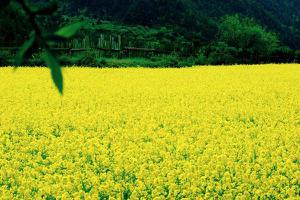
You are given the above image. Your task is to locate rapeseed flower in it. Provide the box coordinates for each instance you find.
[0,64,299,199]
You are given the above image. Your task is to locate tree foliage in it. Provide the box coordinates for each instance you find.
[0,0,299,70]
[61,0,300,49]
[216,15,280,62]
[0,0,83,94]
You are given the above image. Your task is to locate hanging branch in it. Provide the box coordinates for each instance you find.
[1,0,84,94]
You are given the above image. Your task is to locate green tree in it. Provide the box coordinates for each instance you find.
[217,15,280,62]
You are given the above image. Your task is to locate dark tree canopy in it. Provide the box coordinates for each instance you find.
[1,0,299,68]
[57,0,300,49]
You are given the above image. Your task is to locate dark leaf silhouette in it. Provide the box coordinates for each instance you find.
[43,50,63,94]
[55,22,84,39]
[15,32,37,67]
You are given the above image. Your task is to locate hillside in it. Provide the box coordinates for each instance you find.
[63,0,300,49]
[1,0,299,66]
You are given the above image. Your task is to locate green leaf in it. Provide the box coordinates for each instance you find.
[0,0,10,9]
[55,22,84,39]
[15,32,37,67]
[43,50,63,94]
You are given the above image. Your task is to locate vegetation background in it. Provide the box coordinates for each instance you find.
[1,0,300,67]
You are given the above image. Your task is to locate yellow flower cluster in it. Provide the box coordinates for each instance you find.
[0,64,299,199]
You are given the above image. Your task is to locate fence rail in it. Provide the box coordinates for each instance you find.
[0,47,298,63]
[0,46,171,56]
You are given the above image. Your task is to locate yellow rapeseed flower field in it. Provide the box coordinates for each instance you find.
[0,64,299,199]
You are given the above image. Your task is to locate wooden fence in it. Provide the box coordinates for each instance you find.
[0,31,173,57]
[56,34,122,50]
[0,46,171,58]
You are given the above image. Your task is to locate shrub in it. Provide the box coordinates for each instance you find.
[77,51,99,67]
[295,50,300,63]
[206,42,239,65]
[28,53,44,66]
[0,51,11,66]
[59,54,82,66]
[195,50,209,65]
